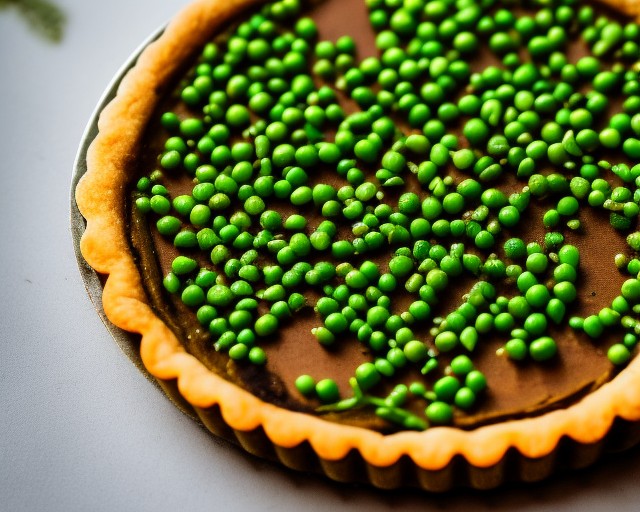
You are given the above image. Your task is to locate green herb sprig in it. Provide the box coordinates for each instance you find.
[0,0,66,43]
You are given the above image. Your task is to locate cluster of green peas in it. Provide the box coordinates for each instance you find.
[132,0,640,430]
[296,353,486,428]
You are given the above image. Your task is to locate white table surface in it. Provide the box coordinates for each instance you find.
[2,1,640,510]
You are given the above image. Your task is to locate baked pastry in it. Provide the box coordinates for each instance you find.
[76,0,640,490]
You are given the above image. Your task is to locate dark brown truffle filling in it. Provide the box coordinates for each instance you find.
[128,0,637,431]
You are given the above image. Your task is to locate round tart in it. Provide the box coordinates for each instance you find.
[76,0,640,490]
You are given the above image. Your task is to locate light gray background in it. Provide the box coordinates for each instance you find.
[2,1,640,510]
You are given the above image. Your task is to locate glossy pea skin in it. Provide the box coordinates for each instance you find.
[450,355,474,376]
[255,313,279,337]
[295,375,315,396]
[524,313,547,336]
[505,338,527,360]
[355,362,381,390]
[229,343,249,361]
[207,285,234,307]
[434,331,458,352]
[621,279,640,301]
[325,312,349,333]
[465,371,487,393]
[403,340,428,362]
[425,401,453,425]
[525,284,551,308]
[171,256,198,275]
[316,379,340,403]
[529,337,557,361]
[181,284,205,307]
[526,253,548,274]
[608,344,631,365]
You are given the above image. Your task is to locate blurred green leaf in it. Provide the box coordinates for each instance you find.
[0,0,66,43]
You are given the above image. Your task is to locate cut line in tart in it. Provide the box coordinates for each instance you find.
[76,0,640,490]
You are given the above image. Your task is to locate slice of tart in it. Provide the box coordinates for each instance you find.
[77,0,640,490]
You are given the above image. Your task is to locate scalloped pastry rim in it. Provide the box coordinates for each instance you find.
[76,0,640,472]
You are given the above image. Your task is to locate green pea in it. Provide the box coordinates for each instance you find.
[159,149,181,170]
[180,284,205,307]
[387,255,413,278]
[324,312,348,334]
[453,387,475,409]
[229,309,252,331]
[308,325,334,346]
[529,337,557,362]
[135,196,152,214]
[552,280,576,303]
[580,314,603,339]
[355,362,381,390]
[434,331,458,352]
[254,313,279,337]
[608,344,631,366]
[557,196,579,216]
[228,343,249,361]
[206,284,234,307]
[148,194,170,215]
[425,401,453,425]
[465,371,487,393]
[224,104,250,128]
[450,355,474,376]
[244,346,264,365]
[295,375,315,396]
[154,215,181,237]
[470,310,491,333]
[493,312,514,332]
[523,312,547,336]
[162,271,181,294]
[622,279,640,303]
[401,339,426,363]
[504,338,527,360]
[283,294,304,313]
[170,256,197,275]
[455,325,477,351]
[558,245,580,267]
[196,304,217,326]
[474,230,495,249]
[497,205,520,227]
[315,379,340,403]
[503,238,526,260]
[597,308,620,328]
[526,253,548,274]
[463,118,489,146]
[525,284,551,308]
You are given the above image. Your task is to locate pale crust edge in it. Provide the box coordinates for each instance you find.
[76,0,640,472]
[609,0,640,18]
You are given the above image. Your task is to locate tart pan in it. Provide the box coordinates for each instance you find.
[72,0,640,491]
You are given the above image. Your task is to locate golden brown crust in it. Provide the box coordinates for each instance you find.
[598,0,640,19]
[76,0,640,474]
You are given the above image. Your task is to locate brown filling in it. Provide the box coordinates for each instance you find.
[128,0,634,431]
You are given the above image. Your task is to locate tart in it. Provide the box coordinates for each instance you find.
[76,0,640,490]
